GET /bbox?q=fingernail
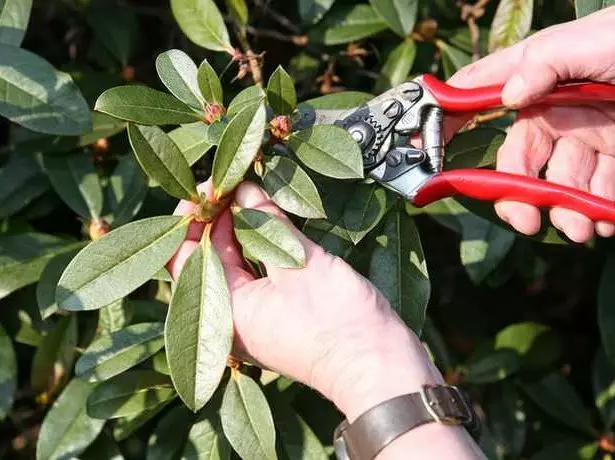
[502,74,526,107]
[235,182,269,208]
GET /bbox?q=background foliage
[0,0,614,459]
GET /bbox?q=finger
[545,138,596,243]
[590,153,615,238]
[494,115,554,235]
[234,182,327,282]
[167,240,198,280]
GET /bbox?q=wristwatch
[333,384,479,460]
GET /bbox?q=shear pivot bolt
[382,100,402,119]
[386,150,403,167]
[351,130,364,143]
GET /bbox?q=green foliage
[1,0,614,458]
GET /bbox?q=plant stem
[252,0,301,34]
[235,28,263,86]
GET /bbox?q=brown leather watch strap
[333,385,476,460]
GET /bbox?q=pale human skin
[167,9,615,458]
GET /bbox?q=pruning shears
[297,75,615,223]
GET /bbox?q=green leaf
[343,184,389,244]
[369,0,418,37]
[0,233,77,300]
[521,372,594,436]
[56,216,189,311]
[232,208,306,268]
[43,153,104,220]
[487,382,526,458]
[0,0,32,46]
[128,124,198,201]
[76,322,165,383]
[530,440,599,460]
[599,253,615,364]
[464,349,520,383]
[87,0,138,66]
[0,154,49,219]
[227,85,266,117]
[197,59,223,105]
[220,371,277,460]
[437,41,471,79]
[288,125,363,179]
[98,298,133,333]
[310,4,388,45]
[147,405,195,460]
[37,248,82,320]
[576,0,615,17]
[183,409,232,459]
[171,0,232,53]
[31,315,78,396]
[444,128,505,170]
[168,122,214,166]
[165,234,233,412]
[298,0,335,25]
[156,49,204,110]
[263,156,325,219]
[0,325,16,420]
[113,400,173,441]
[0,44,91,135]
[593,348,615,430]
[375,40,417,93]
[79,431,124,460]
[267,66,297,115]
[36,379,105,460]
[212,102,266,198]
[107,154,149,227]
[87,370,175,419]
[299,92,373,110]
[488,0,534,52]
[225,0,249,25]
[369,209,430,334]
[95,86,200,125]
[494,322,562,372]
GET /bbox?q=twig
[462,109,510,131]
[467,16,481,62]
[245,25,308,46]
[235,28,263,86]
[459,0,491,61]
[251,0,301,34]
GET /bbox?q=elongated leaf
[98,298,133,333]
[95,86,200,125]
[0,154,49,219]
[87,0,138,66]
[576,0,615,17]
[168,123,214,166]
[369,210,429,333]
[212,102,266,198]
[87,370,175,419]
[37,248,82,320]
[183,409,231,459]
[197,59,223,104]
[152,350,170,375]
[488,0,534,52]
[113,399,174,441]
[147,405,195,460]
[220,371,277,460]
[43,153,103,220]
[464,349,520,383]
[289,125,363,179]
[599,253,615,363]
[375,40,417,93]
[263,156,325,219]
[0,0,32,46]
[0,233,77,300]
[0,44,91,135]
[166,235,233,412]
[521,372,594,436]
[495,322,561,372]
[0,325,16,420]
[369,0,418,37]
[156,49,203,109]
[37,379,105,460]
[299,92,373,110]
[57,216,189,311]
[593,348,615,430]
[226,0,248,25]
[128,124,198,200]
[107,154,149,227]
[487,382,526,458]
[232,208,306,268]
[79,432,124,460]
[437,41,471,79]
[227,86,266,117]
[76,323,165,382]
[343,184,389,244]
[171,0,232,52]
[267,66,297,115]
[298,0,335,24]
[445,128,505,170]
[310,4,388,45]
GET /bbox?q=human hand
[449,7,615,243]
[167,181,443,421]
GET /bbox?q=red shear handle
[421,74,615,112]
[413,169,615,224]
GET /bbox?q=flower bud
[270,115,292,141]
[88,219,110,241]
[204,103,225,124]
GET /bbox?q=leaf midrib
[294,132,360,175]
[237,378,272,459]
